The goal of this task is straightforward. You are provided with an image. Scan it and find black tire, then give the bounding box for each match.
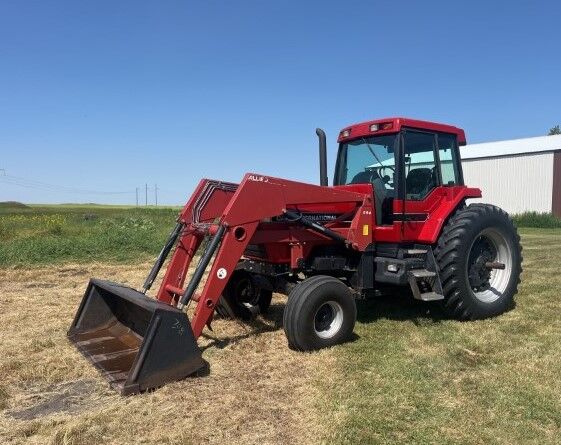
[434,203,522,320]
[283,275,356,351]
[217,270,272,321]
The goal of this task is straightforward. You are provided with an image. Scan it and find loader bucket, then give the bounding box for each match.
[68,279,206,395]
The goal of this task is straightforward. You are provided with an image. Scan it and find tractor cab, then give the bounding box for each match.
[333,118,466,228]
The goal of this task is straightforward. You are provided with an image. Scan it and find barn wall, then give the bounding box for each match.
[553,152,561,218]
[461,152,554,214]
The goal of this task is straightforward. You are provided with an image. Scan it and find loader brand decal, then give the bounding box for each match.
[302,213,338,222]
[248,175,269,183]
[275,213,341,223]
[217,268,228,279]
[171,318,185,336]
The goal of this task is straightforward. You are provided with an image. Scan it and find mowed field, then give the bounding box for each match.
[1,204,561,444]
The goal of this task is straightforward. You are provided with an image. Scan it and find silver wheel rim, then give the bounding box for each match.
[314,301,344,339]
[467,228,513,303]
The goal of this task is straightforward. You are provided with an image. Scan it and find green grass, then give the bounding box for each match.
[512,212,561,229]
[2,202,558,266]
[0,204,180,265]
[1,202,560,442]
[319,227,561,444]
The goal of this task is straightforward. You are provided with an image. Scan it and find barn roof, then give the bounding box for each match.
[461,134,561,160]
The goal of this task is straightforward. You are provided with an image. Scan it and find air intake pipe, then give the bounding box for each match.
[316,128,328,186]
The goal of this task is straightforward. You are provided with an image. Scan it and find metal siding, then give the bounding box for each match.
[553,152,561,217]
[460,134,561,159]
[461,152,554,214]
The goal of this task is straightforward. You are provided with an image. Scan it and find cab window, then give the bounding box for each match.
[335,134,397,225]
[336,135,396,189]
[438,134,462,186]
[403,132,438,200]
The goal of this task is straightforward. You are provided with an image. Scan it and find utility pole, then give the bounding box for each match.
[145,183,148,206]
[154,184,158,206]
[136,187,139,206]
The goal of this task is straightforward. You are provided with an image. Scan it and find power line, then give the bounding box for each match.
[0,174,136,195]
[0,173,167,206]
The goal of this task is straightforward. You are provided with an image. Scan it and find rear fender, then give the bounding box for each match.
[376,186,481,244]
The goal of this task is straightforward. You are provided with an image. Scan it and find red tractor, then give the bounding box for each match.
[68,117,522,394]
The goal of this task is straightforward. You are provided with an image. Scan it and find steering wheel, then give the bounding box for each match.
[381,164,395,174]
[379,165,394,181]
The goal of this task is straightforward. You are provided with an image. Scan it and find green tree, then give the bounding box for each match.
[548,125,561,135]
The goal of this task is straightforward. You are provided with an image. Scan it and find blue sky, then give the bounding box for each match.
[1,0,559,205]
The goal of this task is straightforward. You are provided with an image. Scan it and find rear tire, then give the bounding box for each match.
[283,275,356,351]
[435,204,522,320]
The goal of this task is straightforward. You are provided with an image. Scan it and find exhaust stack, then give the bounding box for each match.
[316,128,328,186]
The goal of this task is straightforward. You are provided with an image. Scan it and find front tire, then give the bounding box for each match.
[283,275,356,351]
[435,204,522,320]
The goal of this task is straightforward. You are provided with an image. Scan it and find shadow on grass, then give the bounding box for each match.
[356,288,518,325]
[356,289,447,325]
[200,302,285,351]
[202,290,449,351]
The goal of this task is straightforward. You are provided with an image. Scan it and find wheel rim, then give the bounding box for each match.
[314,301,344,339]
[466,228,513,303]
[234,277,259,308]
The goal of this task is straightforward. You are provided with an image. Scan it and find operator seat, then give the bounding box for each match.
[405,168,435,198]
[350,170,386,225]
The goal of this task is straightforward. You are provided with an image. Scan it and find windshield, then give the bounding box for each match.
[335,135,397,188]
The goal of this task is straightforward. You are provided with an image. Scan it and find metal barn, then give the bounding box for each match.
[460,134,561,217]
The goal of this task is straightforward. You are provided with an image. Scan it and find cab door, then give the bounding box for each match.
[392,129,464,243]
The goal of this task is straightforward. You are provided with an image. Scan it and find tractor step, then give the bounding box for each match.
[410,269,436,279]
[415,291,444,301]
[408,269,444,302]
[405,249,428,256]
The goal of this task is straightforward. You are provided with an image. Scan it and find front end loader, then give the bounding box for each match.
[68,117,522,394]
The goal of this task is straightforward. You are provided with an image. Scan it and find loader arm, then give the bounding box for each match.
[155,179,239,304]
[157,173,372,338]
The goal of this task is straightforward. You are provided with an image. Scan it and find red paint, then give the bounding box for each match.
[374,186,481,243]
[154,119,480,339]
[157,176,478,338]
[337,117,467,145]
[156,175,373,337]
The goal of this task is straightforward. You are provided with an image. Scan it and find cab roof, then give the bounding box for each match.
[337,117,467,146]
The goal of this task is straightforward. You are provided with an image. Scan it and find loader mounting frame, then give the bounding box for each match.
[152,174,373,338]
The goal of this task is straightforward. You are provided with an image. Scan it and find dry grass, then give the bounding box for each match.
[1,228,560,444]
[0,263,332,444]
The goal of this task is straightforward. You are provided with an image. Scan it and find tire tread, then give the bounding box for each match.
[434,203,522,320]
